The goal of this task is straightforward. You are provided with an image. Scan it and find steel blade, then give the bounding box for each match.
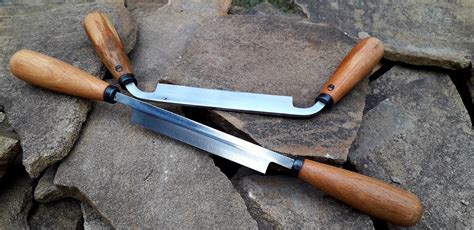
[125,83,325,117]
[115,93,295,173]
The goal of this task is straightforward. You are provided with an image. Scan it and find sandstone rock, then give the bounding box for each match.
[235,175,374,229]
[54,1,257,228]
[350,66,474,228]
[34,164,67,203]
[295,0,473,70]
[28,198,83,230]
[0,162,34,229]
[0,109,21,178]
[55,102,257,228]
[82,202,113,230]
[129,0,230,80]
[0,1,137,177]
[125,0,167,15]
[164,4,367,162]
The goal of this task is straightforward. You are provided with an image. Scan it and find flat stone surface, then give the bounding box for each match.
[34,164,67,203]
[126,0,167,15]
[0,1,137,177]
[28,198,83,230]
[82,202,113,230]
[55,1,257,228]
[55,102,257,228]
[295,0,473,70]
[235,175,374,229]
[350,66,474,228]
[164,5,367,162]
[0,162,34,229]
[129,0,230,81]
[0,110,21,178]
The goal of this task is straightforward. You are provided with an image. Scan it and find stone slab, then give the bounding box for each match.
[34,164,67,203]
[0,109,21,178]
[163,5,367,162]
[82,202,113,230]
[0,1,137,177]
[235,175,374,229]
[0,162,33,229]
[350,66,474,228]
[28,198,83,230]
[295,0,473,70]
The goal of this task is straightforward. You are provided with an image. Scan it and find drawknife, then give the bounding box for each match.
[84,12,384,117]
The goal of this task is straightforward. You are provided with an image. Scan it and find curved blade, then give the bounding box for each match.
[115,93,295,173]
[126,83,326,117]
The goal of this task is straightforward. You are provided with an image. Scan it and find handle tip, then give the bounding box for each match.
[362,36,384,57]
[10,49,35,80]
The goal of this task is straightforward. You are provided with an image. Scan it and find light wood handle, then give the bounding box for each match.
[298,159,422,227]
[84,11,133,81]
[320,37,384,103]
[10,49,110,101]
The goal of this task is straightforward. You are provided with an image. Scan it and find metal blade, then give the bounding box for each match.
[115,93,295,173]
[125,83,326,117]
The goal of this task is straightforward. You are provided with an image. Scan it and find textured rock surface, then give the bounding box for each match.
[0,163,34,229]
[28,198,83,230]
[82,202,113,230]
[235,175,374,229]
[126,0,167,14]
[350,66,474,228]
[55,1,257,228]
[164,5,367,162]
[0,1,137,177]
[129,0,230,80]
[0,109,21,178]
[295,0,473,70]
[55,102,257,228]
[34,164,67,203]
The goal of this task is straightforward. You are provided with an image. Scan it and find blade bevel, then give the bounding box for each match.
[125,83,326,117]
[115,93,295,173]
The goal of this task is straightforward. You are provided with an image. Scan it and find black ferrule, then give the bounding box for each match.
[316,93,334,108]
[103,85,120,103]
[118,73,137,89]
[290,157,305,176]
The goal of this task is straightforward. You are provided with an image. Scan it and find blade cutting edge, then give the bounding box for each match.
[125,83,326,117]
[115,93,295,173]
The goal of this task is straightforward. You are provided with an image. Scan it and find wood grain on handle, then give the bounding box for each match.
[320,37,384,103]
[298,159,422,226]
[10,49,109,101]
[84,11,133,80]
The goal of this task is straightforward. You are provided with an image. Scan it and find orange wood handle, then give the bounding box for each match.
[320,37,384,103]
[298,159,422,227]
[10,49,110,101]
[84,11,133,81]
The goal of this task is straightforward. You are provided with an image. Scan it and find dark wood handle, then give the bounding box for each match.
[298,159,422,227]
[320,37,384,103]
[10,49,110,101]
[84,11,133,81]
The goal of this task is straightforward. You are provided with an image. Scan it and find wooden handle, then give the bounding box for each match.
[10,49,110,101]
[84,11,133,81]
[298,159,422,227]
[320,37,384,103]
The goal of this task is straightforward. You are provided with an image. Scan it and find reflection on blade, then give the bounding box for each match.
[115,93,295,173]
[126,83,326,117]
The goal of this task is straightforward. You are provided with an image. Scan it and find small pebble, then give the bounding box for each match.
[390,176,402,185]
